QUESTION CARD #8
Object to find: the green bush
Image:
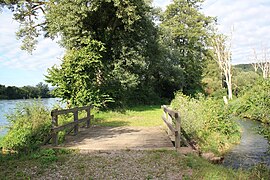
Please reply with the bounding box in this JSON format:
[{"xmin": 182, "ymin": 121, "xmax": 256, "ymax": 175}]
[
  {"xmin": 1, "ymin": 101, "xmax": 51, "ymax": 153},
  {"xmin": 232, "ymin": 69, "xmax": 260, "ymax": 96},
  {"xmin": 232, "ymin": 79, "xmax": 270, "ymax": 123},
  {"xmin": 171, "ymin": 92, "xmax": 240, "ymax": 154}
]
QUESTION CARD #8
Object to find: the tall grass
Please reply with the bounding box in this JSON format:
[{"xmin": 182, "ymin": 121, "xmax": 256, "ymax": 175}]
[
  {"xmin": 171, "ymin": 92, "xmax": 240, "ymax": 154},
  {"xmin": 1, "ymin": 101, "xmax": 51, "ymax": 153}
]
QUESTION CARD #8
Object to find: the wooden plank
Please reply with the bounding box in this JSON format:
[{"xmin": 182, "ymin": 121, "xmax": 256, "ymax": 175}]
[
  {"xmin": 74, "ymin": 111, "xmax": 79, "ymax": 135},
  {"xmin": 162, "ymin": 115, "xmax": 176, "ymax": 133},
  {"xmin": 175, "ymin": 115, "xmax": 181, "ymax": 148},
  {"xmin": 52, "ymin": 117, "xmax": 90, "ymax": 133},
  {"xmin": 86, "ymin": 108, "xmax": 91, "ymax": 128},
  {"xmin": 161, "ymin": 105, "xmax": 179, "ymax": 118},
  {"xmin": 51, "ymin": 105, "xmax": 93, "ymax": 116},
  {"xmin": 51, "ymin": 114, "xmax": 58, "ymax": 145},
  {"xmin": 51, "ymin": 108, "xmax": 75, "ymax": 116},
  {"xmin": 77, "ymin": 105, "xmax": 93, "ymax": 112},
  {"xmin": 175, "ymin": 131, "xmax": 180, "ymax": 148}
]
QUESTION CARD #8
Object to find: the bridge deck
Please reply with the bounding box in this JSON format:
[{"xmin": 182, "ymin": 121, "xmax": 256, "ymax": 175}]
[{"xmin": 54, "ymin": 126, "xmax": 174, "ymax": 151}]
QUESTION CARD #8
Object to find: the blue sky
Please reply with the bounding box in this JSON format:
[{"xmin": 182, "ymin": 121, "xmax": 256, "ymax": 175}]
[{"xmin": 1, "ymin": 0, "xmax": 270, "ymax": 87}]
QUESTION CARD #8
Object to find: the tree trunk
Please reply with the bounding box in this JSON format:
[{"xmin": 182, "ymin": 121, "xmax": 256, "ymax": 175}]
[{"xmin": 227, "ymin": 73, "xmax": 233, "ymax": 100}]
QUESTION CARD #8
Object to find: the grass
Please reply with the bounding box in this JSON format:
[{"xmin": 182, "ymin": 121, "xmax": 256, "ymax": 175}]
[
  {"xmin": 92, "ymin": 105, "xmax": 164, "ymax": 127},
  {"xmin": 0, "ymin": 105, "xmax": 269, "ymax": 179},
  {"xmin": 0, "ymin": 148, "xmax": 269, "ymax": 179}
]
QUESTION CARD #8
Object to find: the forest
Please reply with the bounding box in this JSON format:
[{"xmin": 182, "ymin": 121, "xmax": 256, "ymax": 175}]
[{"xmin": 0, "ymin": 82, "xmax": 51, "ymax": 99}]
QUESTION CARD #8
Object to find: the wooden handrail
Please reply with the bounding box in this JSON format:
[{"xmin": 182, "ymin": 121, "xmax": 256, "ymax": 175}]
[
  {"xmin": 51, "ymin": 105, "xmax": 93, "ymax": 145},
  {"xmin": 51, "ymin": 105, "xmax": 93, "ymax": 116},
  {"xmin": 161, "ymin": 105, "xmax": 181, "ymax": 149}
]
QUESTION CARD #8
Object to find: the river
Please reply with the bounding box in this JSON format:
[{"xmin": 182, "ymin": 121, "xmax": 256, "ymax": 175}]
[
  {"xmin": 0, "ymin": 98, "xmax": 64, "ymax": 136},
  {"xmin": 223, "ymin": 119, "xmax": 270, "ymax": 169}
]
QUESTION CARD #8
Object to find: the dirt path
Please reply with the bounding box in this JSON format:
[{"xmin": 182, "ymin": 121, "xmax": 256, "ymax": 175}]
[{"xmin": 54, "ymin": 126, "xmax": 174, "ymax": 151}]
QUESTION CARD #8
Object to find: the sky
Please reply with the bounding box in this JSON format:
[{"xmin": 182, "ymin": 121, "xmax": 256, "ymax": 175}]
[{"xmin": 1, "ymin": 0, "xmax": 270, "ymax": 87}]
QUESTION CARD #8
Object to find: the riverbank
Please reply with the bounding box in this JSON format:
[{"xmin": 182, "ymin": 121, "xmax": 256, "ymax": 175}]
[
  {"xmin": 1, "ymin": 149, "xmax": 269, "ymax": 179},
  {"xmin": 0, "ymin": 98, "xmax": 63, "ymax": 134},
  {"xmin": 223, "ymin": 119, "xmax": 270, "ymax": 169}
]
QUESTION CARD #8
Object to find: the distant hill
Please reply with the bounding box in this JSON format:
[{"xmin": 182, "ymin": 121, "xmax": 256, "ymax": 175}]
[{"xmin": 234, "ymin": 64, "xmax": 254, "ymax": 72}]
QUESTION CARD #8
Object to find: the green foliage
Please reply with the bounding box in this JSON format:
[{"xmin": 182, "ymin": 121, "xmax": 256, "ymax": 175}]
[
  {"xmin": 259, "ymin": 124, "xmax": 270, "ymax": 141},
  {"xmin": 231, "ymin": 79, "xmax": 270, "ymax": 123},
  {"xmin": 44, "ymin": 0, "xmax": 165, "ymax": 107},
  {"xmin": 159, "ymin": 0, "xmax": 215, "ymax": 95},
  {"xmin": 202, "ymin": 55, "xmax": 224, "ymax": 98},
  {"xmin": 232, "ymin": 68, "xmax": 261, "ymax": 96},
  {"xmin": 0, "ymin": 82, "xmax": 51, "ymax": 100},
  {"xmin": 46, "ymin": 39, "xmax": 112, "ymax": 107},
  {"xmin": 1, "ymin": 100, "xmax": 51, "ymax": 153},
  {"xmin": 234, "ymin": 63, "xmax": 255, "ymax": 72},
  {"xmin": 30, "ymin": 149, "xmax": 58, "ymax": 164},
  {"xmin": 29, "ymin": 148, "xmax": 72, "ymax": 165},
  {"xmin": 171, "ymin": 92, "xmax": 240, "ymax": 153}
]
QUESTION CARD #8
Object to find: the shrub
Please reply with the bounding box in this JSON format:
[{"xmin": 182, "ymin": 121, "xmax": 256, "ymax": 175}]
[
  {"xmin": 1, "ymin": 100, "xmax": 51, "ymax": 153},
  {"xmin": 171, "ymin": 92, "xmax": 240, "ymax": 154},
  {"xmin": 231, "ymin": 79, "xmax": 270, "ymax": 124}
]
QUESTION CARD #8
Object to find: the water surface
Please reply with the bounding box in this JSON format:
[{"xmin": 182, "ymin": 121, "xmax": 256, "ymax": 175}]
[
  {"xmin": 223, "ymin": 119, "xmax": 270, "ymax": 169},
  {"xmin": 0, "ymin": 98, "xmax": 63, "ymax": 136}
]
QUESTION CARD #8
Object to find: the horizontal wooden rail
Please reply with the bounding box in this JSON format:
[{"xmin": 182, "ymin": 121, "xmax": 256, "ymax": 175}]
[
  {"xmin": 52, "ymin": 115, "xmax": 94, "ymax": 133},
  {"xmin": 161, "ymin": 105, "xmax": 181, "ymax": 149},
  {"xmin": 51, "ymin": 106, "xmax": 93, "ymax": 116},
  {"xmin": 162, "ymin": 115, "xmax": 176, "ymax": 133},
  {"xmin": 51, "ymin": 105, "xmax": 93, "ymax": 145},
  {"xmin": 162, "ymin": 106, "xmax": 179, "ymax": 118}
]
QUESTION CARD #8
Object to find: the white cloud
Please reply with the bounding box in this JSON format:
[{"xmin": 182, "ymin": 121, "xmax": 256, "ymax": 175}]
[
  {"xmin": 0, "ymin": 9, "xmax": 64, "ymax": 73},
  {"xmin": 203, "ymin": 0, "xmax": 270, "ymax": 64},
  {"xmin": 152, "ymin": 0, "xmax": 172, "ymax": 9}
]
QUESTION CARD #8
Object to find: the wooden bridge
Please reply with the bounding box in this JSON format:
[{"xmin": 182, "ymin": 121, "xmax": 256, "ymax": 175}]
[{"xmin": 45, "ymin": 105, "xmax": 197, "ymax": 152}]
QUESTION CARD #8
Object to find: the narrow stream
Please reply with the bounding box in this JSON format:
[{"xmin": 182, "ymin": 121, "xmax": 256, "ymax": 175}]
[{"xmin": 223, "ymin": 119, "xmax": 270, "ymax": 169}]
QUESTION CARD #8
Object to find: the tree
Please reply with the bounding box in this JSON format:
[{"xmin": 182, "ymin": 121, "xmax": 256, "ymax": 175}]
[
  {"xmin": 159, "ymin": 0, "xmax": 215, "ymax": 95},
  {"xmin": 211, "ymin": 34, "xmax": 233, "ymax": 100},
  {"xmin": 252, "ymin": 47, "xmax": 270, "ymax": 79},
  {"xmin": 36, "ymin": 82, "xmax": 50, "ymax": 98},
  {"xmin": 43, "ymin": 0, "xmax": 161, "ymax": 107}
]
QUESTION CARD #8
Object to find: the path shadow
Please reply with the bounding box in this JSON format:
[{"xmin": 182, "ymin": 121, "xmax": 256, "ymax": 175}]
[
  {"xmin": 93, "ymin": 119, "xmax": 130, "ymax": 127},
  {"xmin": 64, "ymin": 126, "xmax": 141, "ymax": 146},
  {"xmin": 100, "ymin": 105, "xmax": 161, "ymax": 114}
]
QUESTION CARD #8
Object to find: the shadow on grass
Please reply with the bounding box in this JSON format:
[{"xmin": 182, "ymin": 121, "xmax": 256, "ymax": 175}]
[
  {"xmin": 93, "ymin": 118, "xmax": 130, "ymax": 127},
  {"xmin": 126, "ymin": 105, "xmax": 161, "ymax": 112},
  {"xmin": 103, "ymin": 105, "xmax": 162, "ymax": 114}
]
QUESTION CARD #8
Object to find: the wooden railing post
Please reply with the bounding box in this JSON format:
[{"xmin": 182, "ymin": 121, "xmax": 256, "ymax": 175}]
[
  {"xmin": 175, "ymin": 112, "xmax": 181, "ymax": 149},
  {"xmin": 167, "ymin": 113, "xmax": 173, "ymax": 137},
  {"xmin": 161, "ymin": 105, "xmax": 181, "ymax": 150},
  {"xmin": 51, "ymin": 110, "xmax": 58, "ymax": 146},
  {"xmin": 73, "ymin": 109, "xmax": 79, "ymax": 135},
  {"xmin": 86, "ymin": 107, "xmax": 91, "ymax": 128}
]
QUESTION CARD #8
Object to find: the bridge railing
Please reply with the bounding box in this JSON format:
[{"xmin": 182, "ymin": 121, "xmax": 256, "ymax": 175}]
[
  {"xmin": 161, "ymin": 105, "xmax": 181, "ymax": 149},
  {"xmin": 51, "ymin": 105, "xmax": 94, "ymax": 145}
]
